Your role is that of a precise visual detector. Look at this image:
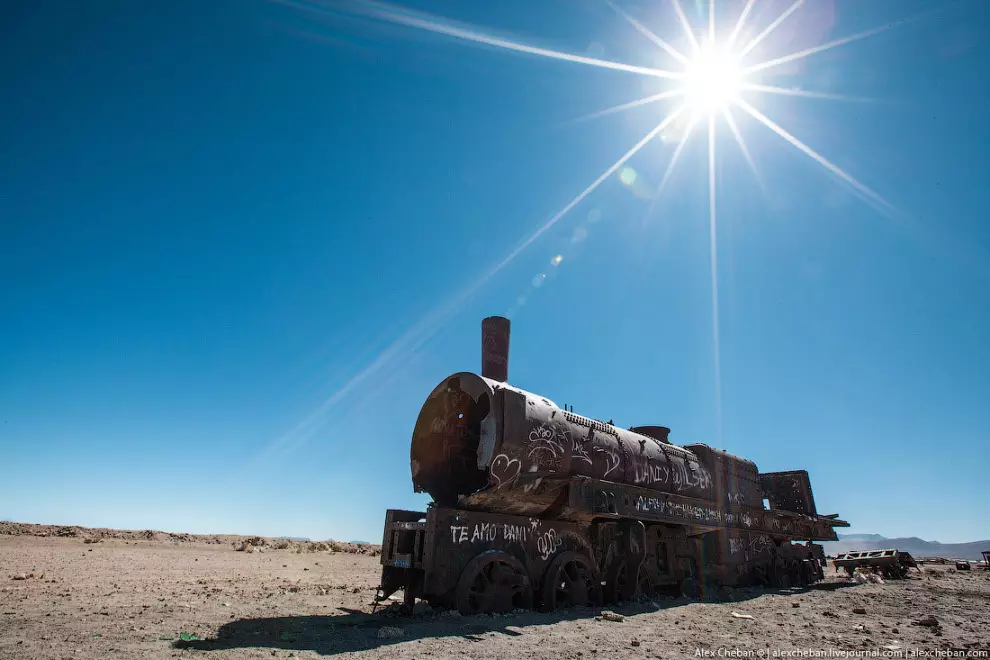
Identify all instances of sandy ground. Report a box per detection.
[2,532,989,660]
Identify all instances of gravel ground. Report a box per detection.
[2,532,989,660]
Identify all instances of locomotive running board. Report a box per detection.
[566,477,848,541]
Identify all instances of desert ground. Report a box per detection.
[2,524,988,660]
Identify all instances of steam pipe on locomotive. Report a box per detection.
[377,317,848,613]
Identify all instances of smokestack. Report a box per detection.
[481,316,510,382]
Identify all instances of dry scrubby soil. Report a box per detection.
[2,526,989,660]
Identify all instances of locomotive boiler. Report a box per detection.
[378,317,848,614]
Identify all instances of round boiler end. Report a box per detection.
[410,372,497,506]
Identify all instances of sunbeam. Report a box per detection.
[726,0,757,51]
[735,98,893,213]
[707,113,723,445]
[251,104,687,464]
[738,0,805,59]
[638,112,699,235]
[355,0,684,79]
[492,104,687,275]
[658,115,701,196]
[708,0,716,44]
[720,105,765,195]
[739,82,879,102]
[743,18,908,75]
[243,294,461,470]
[572,89,685,124]
[672,0,701,55]
[606,0,689,66]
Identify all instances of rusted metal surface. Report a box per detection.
[833,549,918,579]
[917,556,949,565]
[386,317,850,614]
[379,505,828,610]
[410,370,845,541]
[567,477,843,541]
[629,426,671,443]
[379,506,595,612]
[411,371,717,506]
[760,470,818,516]
[409,373,496,507]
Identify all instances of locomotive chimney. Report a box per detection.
[481,316,510,382]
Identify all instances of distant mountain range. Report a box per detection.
[833,534,887,542]
[821,533,990,561]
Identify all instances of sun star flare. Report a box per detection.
[683,41,743,113]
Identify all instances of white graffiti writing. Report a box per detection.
[572,437,592,465]
[632,456,713,493]
[503,524,529,542]
[536,528,562,560]
[633,459,669,486]
[490,454,521,486]
[750,535,773,555]
[526,424,565,468]
[725,512,756,528]
[471,522,498,543]
[634,496,722,524]
[449,521,564,548]
[593,446,621,477]
[727,492,748,506]
[729,534,774,559]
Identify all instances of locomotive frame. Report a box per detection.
[377,317,848,614]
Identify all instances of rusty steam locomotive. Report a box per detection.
[378,317,848,614]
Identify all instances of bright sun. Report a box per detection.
[683,42,742,112]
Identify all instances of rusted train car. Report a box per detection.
[378,317,848,614]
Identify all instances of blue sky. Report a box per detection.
[1,0,987,544]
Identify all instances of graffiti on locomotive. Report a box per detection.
[631,455,713,492]
[634,496,722,524]
[448,517,564,559]
[728,534,774,559]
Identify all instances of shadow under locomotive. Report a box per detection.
[175,584,857,656]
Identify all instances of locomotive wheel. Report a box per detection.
[680,576,701,599]
[777,571,791,589]
[455,550,533,615]
[603,558,639,603]
[541,551,602,612]
[636,559,665,598]
[777,559,799,589]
